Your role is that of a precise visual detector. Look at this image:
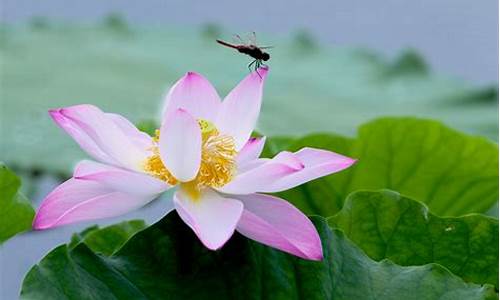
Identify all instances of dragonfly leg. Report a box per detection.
[248,60,256,72]
[257,59,264,71]
[255,60,263,79]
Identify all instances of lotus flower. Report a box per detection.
[33,67,356,260]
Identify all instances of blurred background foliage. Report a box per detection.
[1,17,497,193]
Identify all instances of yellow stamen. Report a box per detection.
[198,119,217,138]
[180,181,201,201]
[196,131,237,188]
[143,130,178,185]
[143,119,237,194]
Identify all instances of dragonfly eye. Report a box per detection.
[262,53,270,61]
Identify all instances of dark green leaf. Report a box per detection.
[0,163,35,244]
[329,190,499,287]
[21,213,497,300]
[68,220,146,256]
[268,117,498,217]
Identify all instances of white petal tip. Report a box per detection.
[202,242,224,251]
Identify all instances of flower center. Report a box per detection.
[143,129,179,185]
[143,119,237,196]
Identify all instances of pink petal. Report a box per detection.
[105,113,152,150]
[217,150,304,195]
[236,136,266,165]
[216,67,268,150]
[74,160,170,196]
[162,72,222,122]
[174,189,243,250]
[234,158,268,174]
[52,105,150,171]
[217,157,300,195]
[33,178,155,230]
[272,151,304,170]
[220,148,354,194]
[236,193,323,260]
[263,147,356,193]
[159,109,201,182]
[49,109,117,165]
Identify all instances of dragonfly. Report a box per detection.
[216,32,272,76]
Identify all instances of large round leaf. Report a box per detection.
[68,219,147,256]
[0,163,35,244]
[21,213,496,300]
[266,117,498,217]
[329,190,499,288]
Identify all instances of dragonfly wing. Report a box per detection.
[232,34,245,45]
[247,31,257,45]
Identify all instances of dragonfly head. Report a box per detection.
[262,52,270,61]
